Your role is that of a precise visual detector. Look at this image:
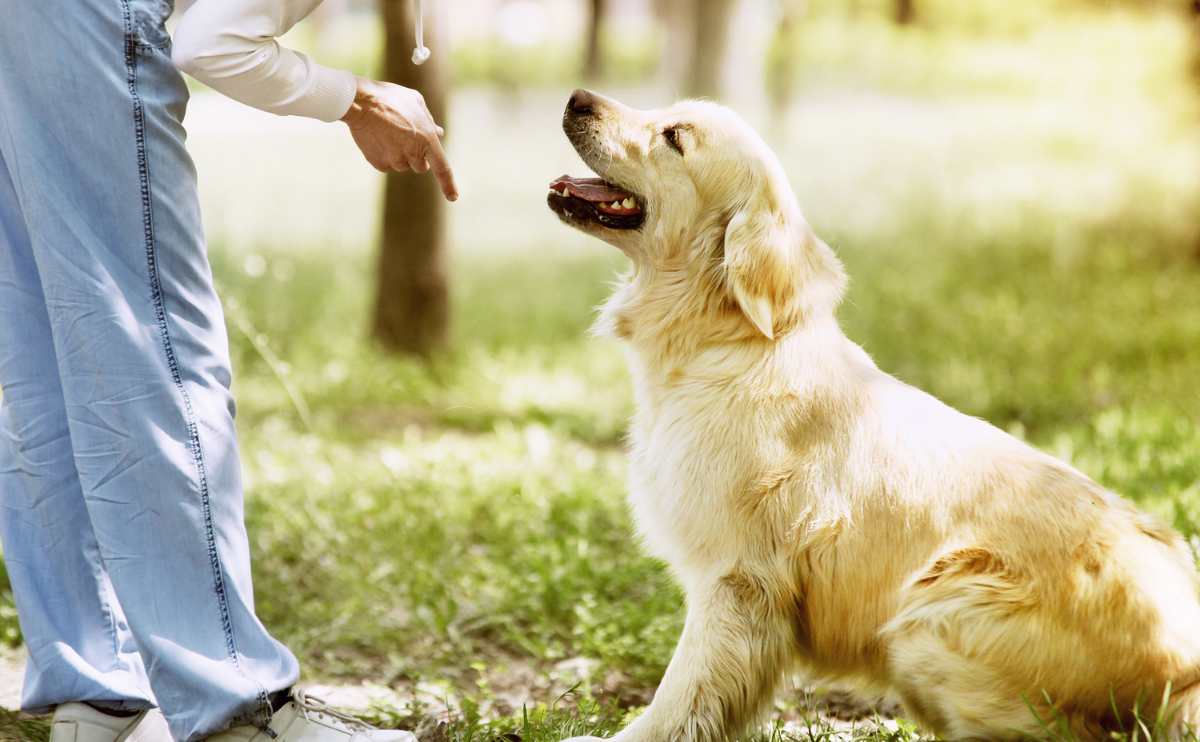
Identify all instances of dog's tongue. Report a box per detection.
[550,175,632,202]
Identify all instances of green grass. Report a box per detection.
[0,709,48,742]
[217,190,1200,688]
[3,3,1200,740]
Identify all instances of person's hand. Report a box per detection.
[341,77,458,201]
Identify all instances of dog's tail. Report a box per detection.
[1168,680,1200,739]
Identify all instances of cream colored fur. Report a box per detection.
[551,91,1200,741]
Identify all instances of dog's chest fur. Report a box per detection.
[616,328,970,673]
[625,368,752,575]
[619,339,843,585]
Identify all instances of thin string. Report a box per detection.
[411,0,431,65]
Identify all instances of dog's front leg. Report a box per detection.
[565,569,796,742]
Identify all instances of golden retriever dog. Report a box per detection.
[546,89,1200,741]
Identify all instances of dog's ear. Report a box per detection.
[722,195,846,340]
[722,201,799,340]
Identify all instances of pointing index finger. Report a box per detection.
[425,135,457,202]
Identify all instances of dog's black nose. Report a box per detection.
[567,89,595,116]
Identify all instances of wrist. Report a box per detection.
[341,78,376,129]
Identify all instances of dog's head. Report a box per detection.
[548,89,845,345]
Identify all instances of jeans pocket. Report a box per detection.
[130,0,173,50]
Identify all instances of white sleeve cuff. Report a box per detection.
[305,65,357,122]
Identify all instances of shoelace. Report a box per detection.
[291,689,374,734]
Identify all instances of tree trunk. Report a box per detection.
[895,0,915,26]
[1193,0,1200,260]
[766,0,803,123]
[373,0,449,355]
[652,0,692,89]
[685,0,738,99]
[583,0,608,81]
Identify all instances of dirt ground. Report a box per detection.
[0,650,906,741]
[0,652,21,711]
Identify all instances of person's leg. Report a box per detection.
[0,0,299,739]
[0,140,155,718]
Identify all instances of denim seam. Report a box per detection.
[118,0,272,727]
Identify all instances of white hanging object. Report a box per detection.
[411,0,431,65]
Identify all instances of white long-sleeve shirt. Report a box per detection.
[171,0,357,122]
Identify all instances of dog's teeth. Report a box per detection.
[623,197,635,209]
[612,201,621,208]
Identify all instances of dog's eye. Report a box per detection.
[662,127,684,155]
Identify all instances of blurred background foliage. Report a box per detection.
[3,0,1199,738]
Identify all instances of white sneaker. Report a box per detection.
[205,689,416,741]
[50,703,169,742]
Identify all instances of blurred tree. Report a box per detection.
[584,0,608,81]
[895,0,915,25]
[766,0,804,124]
[373,0,449,354]
[1193,0,1200,260]
[685,0,738,98]
[1193,0,1200,79]
[652,0,692,90]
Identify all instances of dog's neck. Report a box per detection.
[594,249,849,385]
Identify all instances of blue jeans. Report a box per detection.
[0,0,300,739]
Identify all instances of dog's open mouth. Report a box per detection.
[547,175,645,230]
